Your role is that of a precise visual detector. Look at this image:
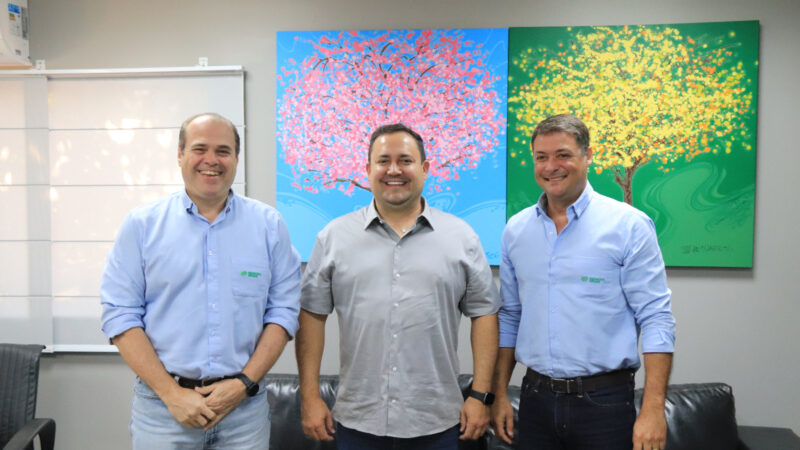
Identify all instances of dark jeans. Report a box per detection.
[517,374,636,450]
[335,423,460,450]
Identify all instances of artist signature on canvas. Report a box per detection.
[680,244,731,254]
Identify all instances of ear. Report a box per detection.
[584,146,593,165]
[177,147,183,166]
[365,161,372,177]
[422,159,430,175]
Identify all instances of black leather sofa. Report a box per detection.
[263,374,800,449]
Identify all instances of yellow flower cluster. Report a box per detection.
[509,25,754,179]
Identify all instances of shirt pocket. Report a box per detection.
[558,256,621,301]
[231,257,270,297]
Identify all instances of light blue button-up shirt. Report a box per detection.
[499,183,675,378]
[101,190,301,379]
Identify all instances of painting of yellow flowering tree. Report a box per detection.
[507,21,759,267]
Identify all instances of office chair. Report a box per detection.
[0,344,55,450]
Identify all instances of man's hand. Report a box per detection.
[195,379,247,430]
[490,394,514,444]
[459,397,490,440]
[300,395,335,441]
[633,406,667,450]
[161,386,217,428]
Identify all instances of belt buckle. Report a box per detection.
[550,377,572,394]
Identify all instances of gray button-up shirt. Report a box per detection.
[301,200,500,438]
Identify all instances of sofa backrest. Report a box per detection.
[263,375,739,450]
[264,373,484,450]
[483,382,739,450]
[642,383,739,450]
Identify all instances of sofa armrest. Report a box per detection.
[3,418,56,450]
[737,425,800,449]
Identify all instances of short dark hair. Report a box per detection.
[178,112,240,156]
[368,123,425,162]
[530,114,590,154]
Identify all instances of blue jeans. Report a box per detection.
[517,374,635,449]
[335,423,460,450]
[130,378,270,450]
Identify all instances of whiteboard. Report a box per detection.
[0,67,245,352]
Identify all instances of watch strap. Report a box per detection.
[227,373,259,396]
[468,389,495,405]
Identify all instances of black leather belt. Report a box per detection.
[170,373,225,389]
[525,368,634,394]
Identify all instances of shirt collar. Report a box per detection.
[181,189,235,215]
[363,197,434,231]
[534,182,594,219]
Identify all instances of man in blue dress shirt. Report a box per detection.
[100,113,301,449]
[491,114,675,450]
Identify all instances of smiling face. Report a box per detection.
[532,131,593,210]
[367,131,429,214]
[178,115,238,212]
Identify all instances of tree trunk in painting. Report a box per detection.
[614,164,639,205]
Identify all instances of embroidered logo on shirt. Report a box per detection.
[240,271,261,278]
[580,276,605,283]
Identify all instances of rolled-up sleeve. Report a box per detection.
[263,211,302,338]
[498,226,522,348]
[460,232,501,317]
[100,213,146,340]
[300,231,335,315]
[622,215,676,353]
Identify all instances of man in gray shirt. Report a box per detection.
[296,123,500,449]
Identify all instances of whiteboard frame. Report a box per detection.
[0,66,246,353]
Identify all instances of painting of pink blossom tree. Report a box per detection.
[276,28,508,262]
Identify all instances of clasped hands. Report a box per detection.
[164,378,248,430]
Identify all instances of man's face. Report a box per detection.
[367,131,429,212]
[532,131,592,207]
[178,115,238,207]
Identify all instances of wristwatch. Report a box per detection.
[468,389,495,405]
[227,373,259,397]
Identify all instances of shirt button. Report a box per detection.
[392,334,397,339]
[211,330,216,336]
[392,366,397,372]
[391,399,397,404]
[208,250,213,256]
[395,273,400,278]
[393,303,399,308]
[212,304,217,309]
[550,309,556,313]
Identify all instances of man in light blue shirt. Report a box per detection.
[491,114,675,450]
[101,113,301,449]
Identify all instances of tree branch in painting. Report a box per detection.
[278,29,504,195]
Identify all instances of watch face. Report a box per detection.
[246,382,258,396]
[235,373,258,396]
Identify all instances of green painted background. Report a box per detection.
[506,21,759,267]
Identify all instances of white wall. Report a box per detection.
[26,0,800,448]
